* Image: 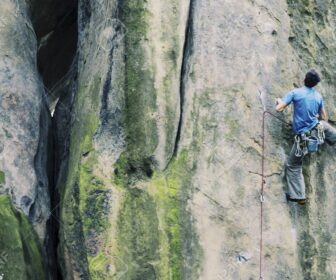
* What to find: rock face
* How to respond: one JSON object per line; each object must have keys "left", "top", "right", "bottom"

{"left": 0, "top": 0, "right": 50, "bottom": 278}
{"left": 56, "top": 1, "right": 199, "bottom": 278}
{"left": 0, "top": 0, "right": 51, "bottom": 236}
{"left": 2, "top": 0, "right": 336, "bottom": 279}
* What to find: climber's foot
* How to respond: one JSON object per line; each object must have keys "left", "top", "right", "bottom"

{"left": 297, "top": 199, "right": 306, "bottom": 205}
{"left": 285, "top": 193, "right": 306, "bottom": 205}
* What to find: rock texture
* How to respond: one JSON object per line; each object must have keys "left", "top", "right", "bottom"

{"left": 0, "top": 0, "right": 50, "bottom": 278}
{"left": 56, "top": 1, "right": 198, "bottom": 279}
{"left": 0, "top": 0, "right": 51, "bottom": 236}
{"left": 55, "top": 0, "right": 336, "bottom": 279}
{"left": 2, "top": 0, "right": 336, "bottom": 279}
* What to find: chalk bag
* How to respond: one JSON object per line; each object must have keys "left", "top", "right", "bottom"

{"left": 307, "top": 136, "right": 319, "bottom": 153}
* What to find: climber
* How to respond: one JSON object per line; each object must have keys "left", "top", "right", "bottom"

{"left": 275, "top": 69, "right": 336, "bottom": 205}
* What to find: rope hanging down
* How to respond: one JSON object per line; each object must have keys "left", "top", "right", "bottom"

{"left": 259, "top": 111, "right": 291, "bottom": 280}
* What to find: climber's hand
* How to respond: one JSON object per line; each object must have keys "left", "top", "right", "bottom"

{"left": 275, "top": 97, "right": 286, "bottom": 112}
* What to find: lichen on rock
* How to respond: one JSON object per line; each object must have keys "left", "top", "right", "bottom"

{"left": 0, "top": 195, "right": 46, "bottom": 280}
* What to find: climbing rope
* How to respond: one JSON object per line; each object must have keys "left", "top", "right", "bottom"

{"left": 259, "top": 111, "right": 291, "bottom": 280}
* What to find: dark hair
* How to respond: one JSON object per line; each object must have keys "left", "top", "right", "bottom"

{"left": 304, "top": 69, "right": 321, "bottom": 88}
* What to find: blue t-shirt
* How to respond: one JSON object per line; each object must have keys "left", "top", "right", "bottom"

{"left": 282, "top": 86, "right": 324, "bottom": 134}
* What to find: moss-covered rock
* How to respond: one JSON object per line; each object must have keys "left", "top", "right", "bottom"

{"left": 57, "top": 0, "right": 200, "bottom": 278}
{"left": 115, "top": 188, "right": 160, "bottom": 280}
{"left": 0, "top": 195, "right": 46, "bottom": 280}
{"left": 58, "top": 78, "right": 101, "bottom": 278}
{"left": 119, "top": 0, "right": 157, "bottom": 159}
{"left": 112, "top": 150, "right": 201, "bottom": 280}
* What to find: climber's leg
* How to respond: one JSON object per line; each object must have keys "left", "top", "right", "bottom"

{"left": 285, "top": 142, "right": 306, "bottom": 200}
{"left": 320, "top": 120, "right": 336, "bottom": 145}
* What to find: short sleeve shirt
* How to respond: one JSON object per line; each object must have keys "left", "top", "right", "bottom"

{"left": 282, "top": 86, "right": 324, "bottom": 134}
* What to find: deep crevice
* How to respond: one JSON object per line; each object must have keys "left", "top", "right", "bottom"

{"left": 36, "top": 2, "right": 78, "bottom": 107}
{"left": 30, "top": 0, "right": 79, "bottom": 279}
{"left": 170, "top": 0, "right": 195, "bottom": 162}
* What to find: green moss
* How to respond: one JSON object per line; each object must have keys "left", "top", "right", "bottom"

{"left": 59, "top": 77, "right": 103, "bottom": 278}
{"left": 113, "top": 151, "right": 155, "bottom": 188}
{"left": 0, "top": 195, "right": 46, "bottom": 280}
{"left": 116, "top": 188, "right": 160, "bottom": 280}
{"left": 120, "top": 0, "right": 158, "bottom": 161}
{"left": 164, "top": 150, "right": 202, "bottom": 279}
{"left": 79, "top": 154, "right": 110, "bottom": 236}
{"left": 114, "top": 150, "right": 202, "bottom": 280}
{"left": 0, "top": 170, "right": 5, "bottom": 185}
{"left": 89, "top": 253, "right": 111, "bottom": 280}
{"left": 59, "top": 2, "right": 202, "bottom": 279}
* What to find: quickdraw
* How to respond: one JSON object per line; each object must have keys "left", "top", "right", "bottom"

{"left": 294, "top": 135, "right": 308, "bottom": 157}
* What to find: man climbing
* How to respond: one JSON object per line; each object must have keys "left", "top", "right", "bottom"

{"left": 275, "top": 69, "right": 336, "bottom": 205}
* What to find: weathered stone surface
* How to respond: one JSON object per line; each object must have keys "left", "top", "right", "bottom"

{"left": 0, "top": 0, "right": 50, "bottom": 278}
{"left": 56, "top": 0, "right": 197, "bottom": 279}
{"left": 0, "top": 195, "right": 46, "bottom": 279}
{"left": 2, "top": 0, "right": 336, "bottom": 279}
{"left": 56, "top": 0, "right": 336, "bottom": 279}
{"left": 182, "top": 0, "right": 336, "bottom": 279}
{"left": 0, "top": 0, "right": 50, "bottom": 240}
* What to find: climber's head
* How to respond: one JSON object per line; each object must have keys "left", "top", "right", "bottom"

{"left": 304, "top": 69, "right": 321, "bottom": 88}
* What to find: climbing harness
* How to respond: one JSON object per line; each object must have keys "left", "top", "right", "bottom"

{"left": 259, "top": 111, "right": 291, "bottom": 280}
{"left": 294, "top": 123, "right": 325, "bottom": 156}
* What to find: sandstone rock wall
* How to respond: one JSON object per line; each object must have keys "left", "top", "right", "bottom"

{"left": 0, "top": 0, "right": 50, "bottom": 278}
{"left": 1, "top": 0, "right": 336, "bottom": 279}
{"left": 58, "top": 0, "right": 336, "bottom": 279}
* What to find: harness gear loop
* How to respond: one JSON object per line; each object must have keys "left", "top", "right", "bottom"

{"left": 295, "top": 123, "right": 325, "bottom": 156}
{"left": 302, "top": 135, "right": 308, "bottom": 156}
{"left": 294, "top": 135, "right": 303, "bottom": 157}
{"left": 317, "top": 123, "right": 325, "bottom": 144}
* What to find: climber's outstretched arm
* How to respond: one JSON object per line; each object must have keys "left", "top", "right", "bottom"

{"left": 275, "top": 97, "right": 287, "bottom": 112}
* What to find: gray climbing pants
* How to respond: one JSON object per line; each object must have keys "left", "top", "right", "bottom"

{"left": 286, "top": 120, "right": 336, "bottom": 199}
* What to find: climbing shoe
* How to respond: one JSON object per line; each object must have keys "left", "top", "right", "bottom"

{"left": 297, "top": 199, "right": 306, "bottom": 205}
{"left": 285, "top": 193, "right": 306, "bottom": 205}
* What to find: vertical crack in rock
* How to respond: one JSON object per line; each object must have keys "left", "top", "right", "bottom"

{"left": 33, "top": 95, "right": 55, "bottom": 279}
{"left": 29, "top": 0, "right": 79, "bottom": 278}
{"left": 35, "top": 1, "right": 78, "bottom": 110}
{"left": 171, "top": 0, "right": 195, "bottom": 161}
